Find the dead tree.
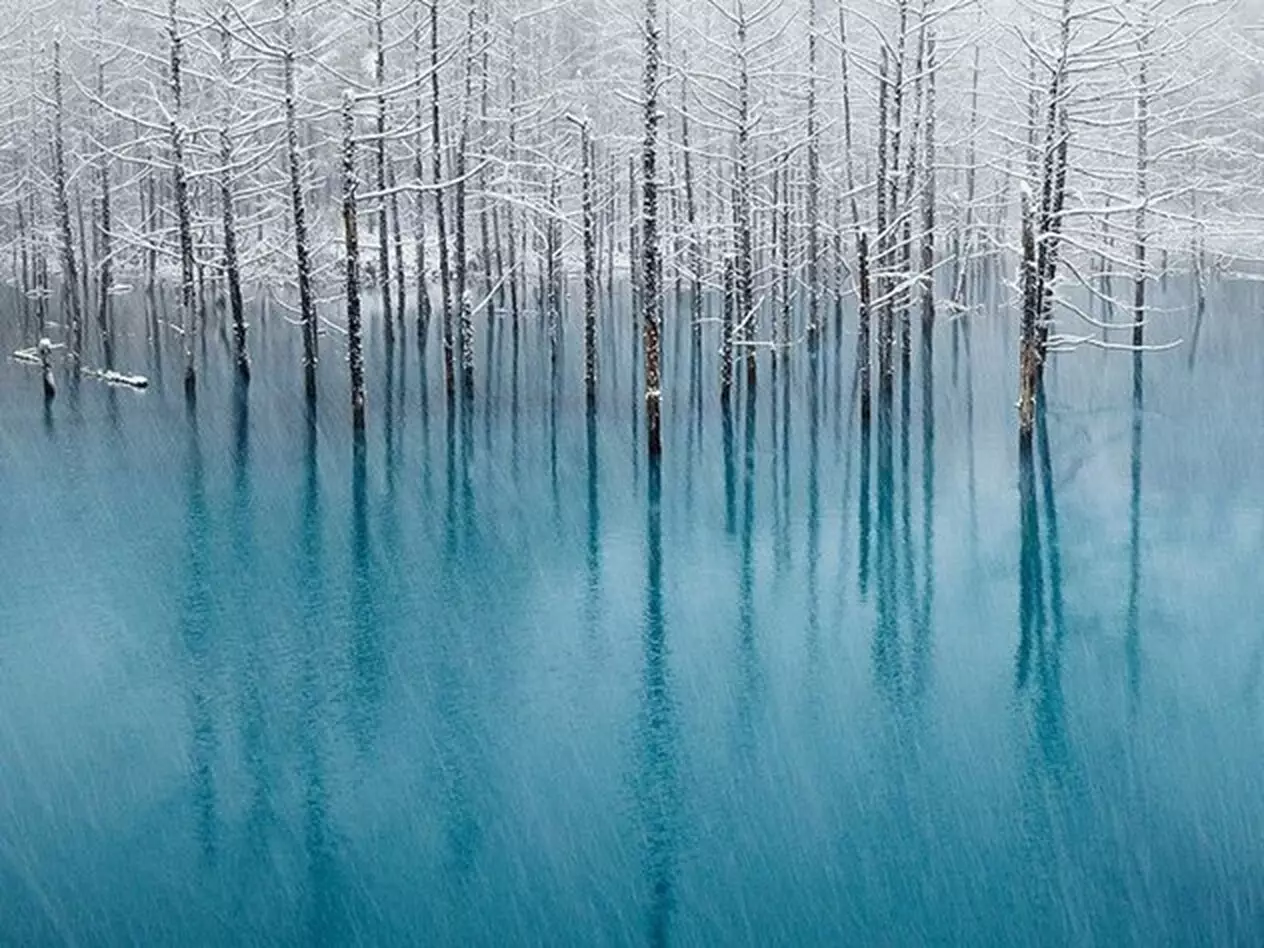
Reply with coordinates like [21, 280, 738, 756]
[165, 6, 197, 393]
[341, 93, 366, 430]
[1133, 25, 1149, 351]
[456, 0, 476, 397]
[857, 231, 872, 426]
[805, 0, 821, 348]
[412, 2, 432, 346]
[431, 0, 454, 394]
[282, 0, 318, 396]
[51, 41, 83, 372]
[569, 116, 598, 401]
[642, 0, 663, 456]
[1019, 187, 1038, 437]
[94, 0, 115, 368]
[374, 0, 393, 340]
[218, 15, 248, 379]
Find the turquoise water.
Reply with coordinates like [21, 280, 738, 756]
[1, 282, 1262, 945]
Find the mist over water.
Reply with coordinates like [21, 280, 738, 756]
[2, 279, 1263, 945]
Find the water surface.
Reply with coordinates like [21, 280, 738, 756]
[2, 281, 1262, 945]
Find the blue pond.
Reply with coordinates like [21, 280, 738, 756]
[1, 280, 1262, 945]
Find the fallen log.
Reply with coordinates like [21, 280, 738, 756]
[82, 367, 149, 389]
[11, 342, 148, 391]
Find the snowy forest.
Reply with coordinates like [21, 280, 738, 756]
[5, 0, 1263, 437]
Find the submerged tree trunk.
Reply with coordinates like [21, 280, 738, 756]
[342, 93, 366, 430]
[456, 0, 476, 397]
[857, 232, 872, 426]
[283, 0, 317, 396]
[680, 65, 702, 363]
[389, 161, 407, 326]
[641, 0, 663, 457]
[430, 0, 453, 391]
[374, 0, 393, 340]
[579, 121, 598, 401]
[94, 5, 115, 369]
[1133, 34, 1149, 351]
[805, 0, 820, 348]
[221, 127, 247, 378]
[838, 8, 860, 235]
[165, 8, 197, 393]
[922, 29, 937, 333]
[40, 337, 56, 400]
[410, 2, 431, 348]
[477, 5, 495, 331]
[875, 48, 892, 388]
[1019, 188, 1038, 437]
[219, 17, 247, 379]
[721, 255, 734, 404]
[735, 2, 755, 388]
[51, 41, 83, 372]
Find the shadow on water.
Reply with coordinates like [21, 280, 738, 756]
[806, 357, 822, 687]
[180, 394, 218, 864]
[858, 393, 872, 599]
[913, 314, 936, 704]
[229, 375, 277, 874]
[585, 397, 602, 638]
[1126, 352, 1144, 710]
[461, 391, 477, 542]
[722, 396, 736, 537]
[348, 426, 384, 753]
[873, 370, 899, 703]
[637, 457, 680, 948]
[444, 392, 458, 557]
[899, 314, 914, 660]
[736, 381, 762, 748]
[296, 402, 341, 944]
[1186, 286, 1207, 372]
[1016, 384, 1068, 773]
[145, 289, 163, 387]
[418, 326, 434, 504]
[869, 308, 936, 712]
[550, 356, 561, 527]
[777, 358, 792, 573]
[385, 332, 399, 507]
[429, 394, 487, 882]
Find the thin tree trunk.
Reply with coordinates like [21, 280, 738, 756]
[735, 2, 755, 388]
[580, 122, 598, 401]
[680, 65, 702, 359]
[219, 17, 247, 378]
[51, 40, 83, 372]
[94, 7, 115, 368]
[389, 160, 407, 325]
[1134, 33, 1149, 351]
[413, 0, 432, 346]
[456, 0, 476, 396]
[642, 0, 663, 456]
[806, 0, 820, 347]
[1019, 188, 1038, 437]
[857, 231, 872, 426]
[876, 47, 891, 386]
[342, 93, 366, 429]
[721, 254, 734, 403]
[430, 0, 454, 396]
[477, 2, 494, 328]
[283, 0, 317, 396]
[374, 0, 393, 339]
[921, 29, 937, 335]
[164, 8, 197, 393]
[838, 8, 860, 234]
